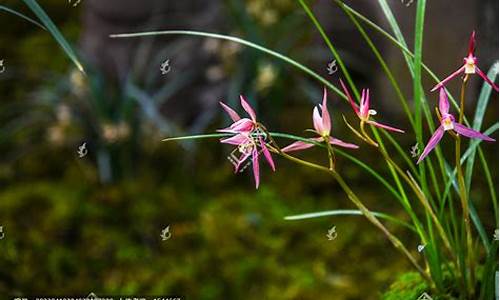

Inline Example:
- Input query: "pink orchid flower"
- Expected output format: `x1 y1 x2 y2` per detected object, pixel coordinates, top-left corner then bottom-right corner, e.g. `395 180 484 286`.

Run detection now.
282 88 359 152
218 95 258 134
431 31 499 92
340 79 405 133
219 96 275 189
417 88 495 164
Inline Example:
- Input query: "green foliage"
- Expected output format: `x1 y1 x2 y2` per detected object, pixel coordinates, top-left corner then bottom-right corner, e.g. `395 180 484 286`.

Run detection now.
381 272 429 300
0 173 410 299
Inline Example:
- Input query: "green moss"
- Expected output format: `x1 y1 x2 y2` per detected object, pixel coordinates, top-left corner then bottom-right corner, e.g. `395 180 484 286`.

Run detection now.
381 272 430 300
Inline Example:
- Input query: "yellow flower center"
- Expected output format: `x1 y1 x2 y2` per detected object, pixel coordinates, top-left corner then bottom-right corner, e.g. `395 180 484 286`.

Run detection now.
464 57 476 74
443 117 454 131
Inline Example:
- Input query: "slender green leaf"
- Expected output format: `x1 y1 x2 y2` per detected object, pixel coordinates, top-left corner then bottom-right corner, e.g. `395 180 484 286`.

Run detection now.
22 0 84 73
334 148 403 203
479 242 498 300
0 5 45 29
163 133 230 142
284 209 416 232
298 0 359 98
110 30 343 99
413 0 426 147
465 62 499 192
442 124 499 200
334 0 416 131
441 124 498 250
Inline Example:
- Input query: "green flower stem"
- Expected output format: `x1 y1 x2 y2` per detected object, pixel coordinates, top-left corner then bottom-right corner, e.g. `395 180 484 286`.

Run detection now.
359 122 379 147
456 77 475 295
373 137 456 262
271 147 432 284
324 136 336 170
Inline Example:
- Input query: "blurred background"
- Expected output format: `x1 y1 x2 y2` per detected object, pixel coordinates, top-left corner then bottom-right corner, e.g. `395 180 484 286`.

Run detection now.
0 0 497 299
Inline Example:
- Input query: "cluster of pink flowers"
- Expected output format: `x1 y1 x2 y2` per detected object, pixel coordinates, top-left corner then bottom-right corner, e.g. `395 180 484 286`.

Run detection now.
281 88 359 153
219 83 402 188
218 32 497 188
417 32 497 163
218 96 275 189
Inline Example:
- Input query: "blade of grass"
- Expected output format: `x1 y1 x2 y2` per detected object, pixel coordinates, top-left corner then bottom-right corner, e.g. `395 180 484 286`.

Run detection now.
0 5 45 29
442 124 498 201
334 148 404 203
298 0 431 250
297 0 360 98
334 0 416 131
465 62 499 221
380 129 418 175
376 0 413 73
413 0 426 167
479 242 498 300
110 30 342 99
440 123 498 250
284 209 416 232
22 0 84 73
372 0 498 254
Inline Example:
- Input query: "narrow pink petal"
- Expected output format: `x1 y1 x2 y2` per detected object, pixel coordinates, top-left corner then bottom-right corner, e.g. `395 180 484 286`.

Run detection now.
366 120 405 133
282 141 315 153
229 118 255 133
220 134 249 145
321 88 331 135
476 67 499 92
252 149 260 189
339 79 360 116
468 31 476 56
438 88 450 115
259 137 275 171
417 126 445 164
312 107 324 134
328 137 359 149
240 95 257 122
217 118 254 134
431 66 466 92
359 89 370 118
219 101 241 122
454 123 495 141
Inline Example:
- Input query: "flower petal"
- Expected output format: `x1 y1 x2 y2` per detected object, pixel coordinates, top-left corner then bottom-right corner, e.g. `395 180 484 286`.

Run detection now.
281 140 316 153
218 118 254 133
252 149 260 189
359 89 370 118
259 137 276 171
468 30 476 56
453 123 496 141
240 95 257 122
340 79 360 116
312 106 324 135
219 101 241 122
476 67 499 92
366 120 405 133
220 134 250 145
417 126 445 164
328 137 359 149
321 88 331 135
438 88 450 115
431 66 466 92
